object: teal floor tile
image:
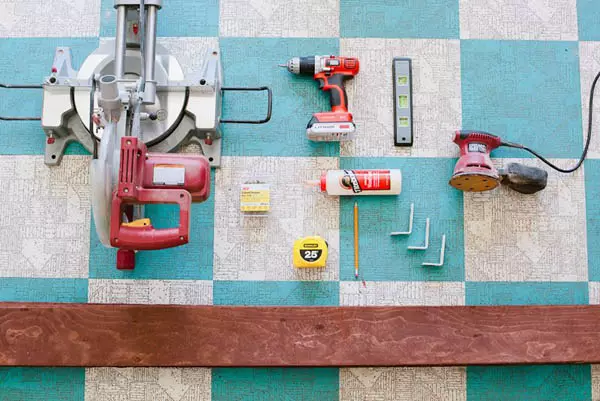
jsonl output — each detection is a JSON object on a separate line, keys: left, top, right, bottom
{"left": 467, "top": 365, "right": 591, "bottom": 401}
{"left": 0, "top": 38, "right": 98, "bottom": 156}
{"left": 89, "top": 174, "right": 215, "bottom": 280}
{"left": 578, "top": 0, "right": 600, "bottom": 40}
{"left": 340, "top": 0, "right": 459, "bottom": 38}
{"left": 213, "top": 281, "right": 339, "bottom": 306}
{"left": 220, "top": 37, "right": 340, "bottom": 157}
{"left": 212, "top": 368, "right": 339, "bottom": 401}
{"left": 461, "top": 40, "right": 582, "bottom": 158}
{"left": 339, "top": 157, "right": 464, "bottom": 281}
{"left": 0, "top": 368, "right": 84, "bottom": 401}
{"left": 586, "top": 159, "right": 600, "bottom": 280}
{"left": 466, "top": 282, "right": 589, "bottom": 306}
{"left": 100, "top": 0, "right": 219, "bottom": 37}
{"left": 0, "top": 278, "right": 87, "bottom": 303}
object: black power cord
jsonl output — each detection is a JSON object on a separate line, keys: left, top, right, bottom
{"left": 502, "top": 69, "right": 600, "bottom": 173}
{"left": 89, "top": 75, "right": 98, "bottom": 159}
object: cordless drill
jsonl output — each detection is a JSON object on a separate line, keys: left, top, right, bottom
{"left": 279, "top": 55, "right": 359, "bottom": 141}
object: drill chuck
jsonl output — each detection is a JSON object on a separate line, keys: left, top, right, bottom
{"left": 279, "top": 56, "right": 316, "bottom": 75}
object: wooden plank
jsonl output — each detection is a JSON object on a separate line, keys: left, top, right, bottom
{"left": 0, "top": 303, "right": 599, "bottom": 367}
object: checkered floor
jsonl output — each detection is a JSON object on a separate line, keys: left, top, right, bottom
{"left": 1, "top": 0, "right": 599, "bottom": 399}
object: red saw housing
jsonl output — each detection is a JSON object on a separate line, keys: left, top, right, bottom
{"left": 110, "top": 137, "right": 210, "bottom": 269}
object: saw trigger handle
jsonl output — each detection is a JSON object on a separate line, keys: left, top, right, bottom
{"left": 111, "top": 189, "right": 192, "bottom": 251}
{"left": 108, "top": 137, "right": 210, "bottom": 256}
{"left": 498, "top": 163, "right": 548, "bottom": 194}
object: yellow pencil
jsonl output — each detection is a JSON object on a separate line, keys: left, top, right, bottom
{"left": 354, "top": 201, "right": 359, "bottom": 279}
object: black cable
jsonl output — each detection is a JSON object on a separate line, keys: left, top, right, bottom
{"left": 0, "top": 116, "right": 41, "bottom": 121}
{"left": 143, "top": 87, "right": 190, "bottom": 147}
{"left": 502, "top": 69, "right": 600, "bottom": 173}
{"left": 0, "top": 83, "right": 43, "bottom": 120}
{"left": 0, "top": 83, "right": 42, "bottom": 89}
{"left": 89, "top": 75, "right": 98, "bottom": 159}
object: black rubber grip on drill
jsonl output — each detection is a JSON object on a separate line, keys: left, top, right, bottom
{"left": 327, "top": 74, "right": 348, "bottom": 110}
{"left": 299, "top": 57, "right": 316, "bottom": 74}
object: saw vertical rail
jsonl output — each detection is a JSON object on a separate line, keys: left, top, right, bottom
{"left": 114, "top": 5, "right": 127, "bottom": 79}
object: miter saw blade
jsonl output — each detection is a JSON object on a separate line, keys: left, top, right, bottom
{"left": 90, "top": 122, "right": 120, "bottom": 247}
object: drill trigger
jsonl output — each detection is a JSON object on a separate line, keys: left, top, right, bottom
{"left": 317, "top": 78, "right": 326, "bottom": 89}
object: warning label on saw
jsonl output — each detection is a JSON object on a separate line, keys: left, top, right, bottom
{"left": 153, "top": 164, "right": 185, "bottom": 186}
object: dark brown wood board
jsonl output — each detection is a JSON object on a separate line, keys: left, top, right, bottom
{"left": 0, "top": 303, "right": 599, "bottom": 367}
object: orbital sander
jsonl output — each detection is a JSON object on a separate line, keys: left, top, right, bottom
{"left": 450, "top": 59, "right": 600, "bottom": 195}
{"left": 449, "top": 130, "right": 549, "bottom": 194}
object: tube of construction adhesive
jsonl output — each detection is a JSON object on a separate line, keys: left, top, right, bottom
{"left": 306, "top": 169, "right": 402, "bottom": 195}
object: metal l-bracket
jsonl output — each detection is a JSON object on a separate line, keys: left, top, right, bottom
{"left": 422, "top": 235, "right": 446, "bottom": 267}
{"left": 391, "top": 203, "right": 414, "bottom": 236}
{"left": 408, "top": 218, "right": 429, "bottom": 250}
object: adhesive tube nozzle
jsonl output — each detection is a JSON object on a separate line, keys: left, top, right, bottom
{"left": 305, "top": 174, "right": 328, "bottom": 193}
{"left": 304, "top": 180, "right": 321, "bottom": 191}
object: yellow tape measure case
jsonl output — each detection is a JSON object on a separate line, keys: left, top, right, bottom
{"left": 293, "top": 236, "right": 328, "bottom": 268}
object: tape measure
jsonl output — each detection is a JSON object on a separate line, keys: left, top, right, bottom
{"left": 293, "top": 236, "right": 328, "bottom": 268}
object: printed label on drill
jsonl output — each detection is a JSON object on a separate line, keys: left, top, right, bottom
{"left": 153, "top": 164, "right": 185, "bottom": 186}
{"left": 341, "top": 170, "right": 392, "bottom": 193}
{"left": 468, "top": 143, "right": 487, "bottom": 153}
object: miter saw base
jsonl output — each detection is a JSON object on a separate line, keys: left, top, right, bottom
{"left": 34, "top": 0, "right": 270, "bottom": 168}
{"left": 40, "top": 42, "right": 235, "bottom": 167}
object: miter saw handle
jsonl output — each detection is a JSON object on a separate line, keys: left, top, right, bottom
{"left": 110, "top": 188, "right": 192, "bottom": 251}
{"left": 107, "top": 137, "right": 210, "bottom": 254}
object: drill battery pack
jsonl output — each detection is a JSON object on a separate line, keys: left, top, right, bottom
{"left": 307, "top": 112, "right": 355, "bottom": 141}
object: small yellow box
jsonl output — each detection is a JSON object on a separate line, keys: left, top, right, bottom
{"left": 293, "top": 236, "right": 328, "bottom": 268}
{"left": 240, "top": 183, "right": 270, "bottom": 214}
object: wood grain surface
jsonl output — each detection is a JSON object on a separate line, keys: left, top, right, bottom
{"left": 0, "top": 303, "right": 599, "bottom": 367}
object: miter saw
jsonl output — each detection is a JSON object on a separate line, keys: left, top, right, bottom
{"left": 0, "top": 0, "right": 271, "bottom": 269}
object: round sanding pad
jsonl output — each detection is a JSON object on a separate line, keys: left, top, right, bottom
{"left": 449, "top": 172, "right": 500, "bottom": 192}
